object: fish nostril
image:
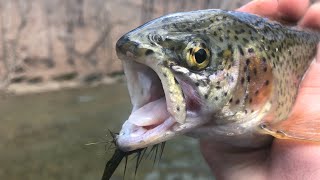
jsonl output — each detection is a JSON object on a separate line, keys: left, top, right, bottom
{"left": 145, "top": 49, "right": 154, "bottom": 56}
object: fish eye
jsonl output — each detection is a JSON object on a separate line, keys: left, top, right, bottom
{"left": 195, "top": 49, "right": 207, "bottom": 64}
{"left": 186, "top": 47, "right": 210, "bottom": 70}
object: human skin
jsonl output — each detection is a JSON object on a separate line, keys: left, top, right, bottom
{"left": 199, "top": 0, "right": 320, "bottom": 180}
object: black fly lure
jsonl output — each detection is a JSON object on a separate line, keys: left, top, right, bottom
{"left": 101, "top": 131, "right": 166, "bottom": 180}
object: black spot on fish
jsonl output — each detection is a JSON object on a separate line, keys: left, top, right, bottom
{"left": 247, "top": 76, "right": 251, "bottom": 82}
{"left": 241, "top": 77, "right": 245, "bottom": 84}
{"left": 215, "top": 86, "right": 222, "bottom": 89}
{"left": 224, "top": 92, "right": 228, "bottom": 96}
{"left": 234, "top": 35, "right": 239, "bottom": 40}
{"left": 265, "top": 80, "right": 269, "bottom": 86}
{"left": 238, "top": 45, "right": 244, "bottom": 56}
{"left": 255, "top": 90, "right": 259, "bottom": 95}
{"left": 253, "top": 68, "right": 257, "bottom": 76}
{"left": 243, "top": 38, "right": 249, "bottom": 43}
{"left": 219, "top": 37, "right": 224, "bottom": 42}
{"left": 204, "top": 94, "right": 209, "bottom": 99}
{"left": 262, "top": 57, "right": 267, "bottom": 63}
{"left": 176, "top": 107, "right": 180, "bottom": 111}
{"left": 248, "top": 48, "right": 254, "bottom": 53}
{"left": 195, "top": 82, "right": 200, "bottom": 86}
{"left": 263, "top": 67, "right": 268, "bottom": 72}
{"left": 229, "top": 98, "right": 233, "bottom": 103}
{"left": 249, "top": 98, "right": 253, "bottom": 104}
{"left": 213, "top": 31, "right": 217, "bottom": 36}
{"left": 246, "top": 59, "right": 250, "bottom": 66}
{"left": 215, "top": 96, "right": 219, "bottom": 101}
{"left": 235, "top": 99, "right": 240, "bottom": 104}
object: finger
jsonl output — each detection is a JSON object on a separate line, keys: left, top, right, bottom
{"left": 299, "top": 2, "right": 320, "bottom": 29}
{"left": 237, "top": 0, "right": 279, "bottom": 18}
{"left": 238, "top": 0, "right": 309, "bottom": 22}
{"left": 277, "top": 0, "right": 310, "bottom": 21}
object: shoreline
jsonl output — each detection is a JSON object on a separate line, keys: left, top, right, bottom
{"left": 5, "top": 75, "right": 125, "bottom": 95}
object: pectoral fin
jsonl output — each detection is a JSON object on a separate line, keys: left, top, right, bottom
{"left": 259, "top": 118, "right": 320, "bottom": 142}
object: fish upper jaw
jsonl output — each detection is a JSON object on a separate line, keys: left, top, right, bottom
{"left": 115, "top": 36, "right": 208, "bottom": 152}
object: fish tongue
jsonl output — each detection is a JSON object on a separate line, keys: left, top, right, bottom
{"left": 127, "top": 97, "right": 170, "bottom": 126}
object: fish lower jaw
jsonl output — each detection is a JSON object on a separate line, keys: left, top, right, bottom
{"left": 116, "top": 111, "right": 203, "bottom": 152}
{"left": 116, "top": 116, "right": 175, "bottom": 152}
{"left": 116, "top": 102, "right": 201, "bottom": 151}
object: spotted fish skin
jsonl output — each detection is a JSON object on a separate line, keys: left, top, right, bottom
{"left": 116, "top": 9, "right": 320, "bottom": 151}
{"left": 196, "top": 11, "right": 320, "bottom": 132}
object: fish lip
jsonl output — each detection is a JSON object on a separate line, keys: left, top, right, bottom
{"left": 116, "top": 115, "right": 205, "bottom": 152}
{"left": 115, "top": 43, "right": 206, "bottom": 151}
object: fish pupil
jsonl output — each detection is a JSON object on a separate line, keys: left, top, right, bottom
{"left": 195, "top": 49, "right": 207, "bottom": 64}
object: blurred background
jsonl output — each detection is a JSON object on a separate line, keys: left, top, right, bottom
{"left": 1, "top": 0, "right": 313, "bottom": 179}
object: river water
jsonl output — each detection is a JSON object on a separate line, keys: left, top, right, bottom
{"left": 0, "top": 83, "right": 212, "bottom": 180}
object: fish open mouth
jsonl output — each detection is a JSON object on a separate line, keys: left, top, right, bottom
{"left": 116, "top": 53, "right": 207, "bottom": 151}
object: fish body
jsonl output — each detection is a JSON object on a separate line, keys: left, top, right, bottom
{"left": 115, "top": 9, "right": 320, "bottom": 152}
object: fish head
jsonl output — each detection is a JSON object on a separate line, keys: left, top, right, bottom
{"left": 116, "top": 10, "right": 245, "bottom": 151}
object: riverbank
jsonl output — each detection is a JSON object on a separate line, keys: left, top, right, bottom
{"left": 6, "top": 75, "right": 124, "bottom": 95}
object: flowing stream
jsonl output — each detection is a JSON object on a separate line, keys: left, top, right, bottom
{"left": 0, "top": 83, "right": 211, "bottom": 180}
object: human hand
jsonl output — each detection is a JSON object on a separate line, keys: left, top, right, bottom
{"left": 200, "top": 0, "right": 320, "bottom": 179}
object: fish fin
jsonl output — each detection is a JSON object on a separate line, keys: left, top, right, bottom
{"left": 260, "top": 119, "right": 320, "bottom": 142}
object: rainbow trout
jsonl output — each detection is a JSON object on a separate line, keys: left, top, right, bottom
{"left": 115, "top": 9, "right": 320, "bottom": 153}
